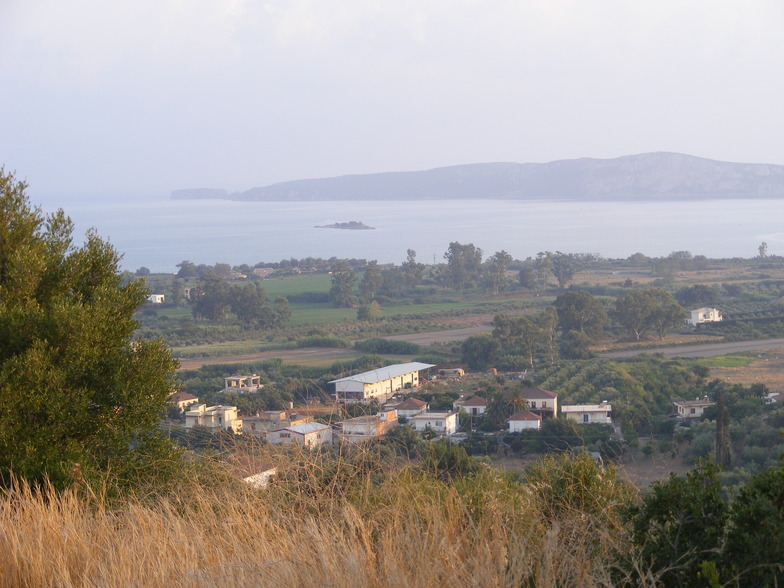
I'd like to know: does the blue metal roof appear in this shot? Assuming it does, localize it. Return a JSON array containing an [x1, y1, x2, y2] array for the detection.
[[329, 362, 435, 385]]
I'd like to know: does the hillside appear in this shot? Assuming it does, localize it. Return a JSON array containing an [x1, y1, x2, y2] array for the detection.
[[171, 152, 784, 202]]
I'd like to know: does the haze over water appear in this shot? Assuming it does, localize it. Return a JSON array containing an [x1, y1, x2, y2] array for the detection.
[[38, 196, 784, 273]]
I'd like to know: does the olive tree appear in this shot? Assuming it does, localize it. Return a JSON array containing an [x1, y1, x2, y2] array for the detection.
[[0, 170, 178, 489]]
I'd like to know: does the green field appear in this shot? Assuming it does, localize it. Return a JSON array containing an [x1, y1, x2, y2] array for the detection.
[[262, 274, 332, 297], [692, 355, 756, 369]]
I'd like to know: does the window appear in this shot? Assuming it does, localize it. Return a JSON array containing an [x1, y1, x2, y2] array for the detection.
[[531, 401, 537, 408], [542, 401, 547, 408], [583, 414, 589, 423]]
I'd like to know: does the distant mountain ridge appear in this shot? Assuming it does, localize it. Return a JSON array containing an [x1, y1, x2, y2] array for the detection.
[[171, 153, 784, 202]]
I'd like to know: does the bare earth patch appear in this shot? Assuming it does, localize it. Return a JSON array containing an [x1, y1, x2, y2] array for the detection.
[[709, 348, 784, 392]]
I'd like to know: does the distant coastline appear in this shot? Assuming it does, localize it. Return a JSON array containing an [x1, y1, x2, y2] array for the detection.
[[315, 221, 375, 230], [169, 153, 784, 203]]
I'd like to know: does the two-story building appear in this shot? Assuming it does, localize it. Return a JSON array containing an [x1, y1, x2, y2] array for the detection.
[[518, 388, 558, 419], [336, 409, 398, 444], [223, 374, 264, 393], [561, 402, 613, 425], [687, 307, 723, 326], [673, 397, 715, 419], [184, 404, 242, 433], [408, 410, 459, 437]]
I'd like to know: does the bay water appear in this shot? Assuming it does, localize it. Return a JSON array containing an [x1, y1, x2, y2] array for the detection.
[[36, 196, 784, 273]]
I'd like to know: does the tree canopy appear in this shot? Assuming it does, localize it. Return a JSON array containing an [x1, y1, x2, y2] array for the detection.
[[553, 290, 608, 339], [0, 170, 178, 489]]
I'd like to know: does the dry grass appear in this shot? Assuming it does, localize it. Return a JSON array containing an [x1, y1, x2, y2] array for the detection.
[[708, 348, 784, 392], [0, 445, 651, 587]]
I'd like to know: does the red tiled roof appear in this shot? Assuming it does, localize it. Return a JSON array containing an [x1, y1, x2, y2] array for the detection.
[[396, 398, 427, 410], [508, 410, 542, 421], [459, 396, 487, 406], [171, 392, 198, 402], [519, 388, 557, 399]]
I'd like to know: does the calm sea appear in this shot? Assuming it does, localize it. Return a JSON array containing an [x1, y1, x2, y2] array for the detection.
[[36, 196, 784, 273]]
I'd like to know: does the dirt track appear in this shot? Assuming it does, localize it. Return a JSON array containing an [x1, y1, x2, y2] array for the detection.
[[600, 338, 784, 359], [176, 326, 784, 371]]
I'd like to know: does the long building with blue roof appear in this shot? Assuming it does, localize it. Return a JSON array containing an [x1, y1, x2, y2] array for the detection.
[[329, 362, 435, 403]]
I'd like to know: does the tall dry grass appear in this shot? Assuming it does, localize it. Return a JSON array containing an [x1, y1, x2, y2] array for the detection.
[[0, 445, 654, 587]]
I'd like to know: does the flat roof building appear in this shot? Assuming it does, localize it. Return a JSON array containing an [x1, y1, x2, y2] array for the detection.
[[330, 362, 435, 403]]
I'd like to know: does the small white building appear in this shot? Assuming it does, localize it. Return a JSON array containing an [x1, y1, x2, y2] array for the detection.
[[330, 362, 435, 403], [185, 404, 242, 433], [687, 307, 723, 326], [408, 411, 459, 436], [765, 392, 784, 405], [223, 374, 263, 393], [337, 409, 398, 444], [673, 397, 715, 418], [147, 294, 165, 304], [266, 422, 332, 448], [561, 402, 613, 425], [507, 410, 542, 432], [453, 396, 488, 417]]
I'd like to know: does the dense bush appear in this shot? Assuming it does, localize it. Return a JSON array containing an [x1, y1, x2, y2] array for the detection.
[[354, 338, 422, 355], [295, 335, 349, 348]]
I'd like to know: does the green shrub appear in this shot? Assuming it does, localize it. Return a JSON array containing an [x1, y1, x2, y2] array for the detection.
[[354, 338, 421, 355]]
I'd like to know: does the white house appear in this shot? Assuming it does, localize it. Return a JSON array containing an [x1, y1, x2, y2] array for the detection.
[[507, 410, 542, 432], [223, 374, 263, 393], [673, 397, 715, 418], [687, 307, 723, 326], [266, 422, 332, 448], [240, 411, 287, 437], [147, 294, 165, 304], [330, 362, 435, 403], [336, 409, 398, 444], [765, 392, 784, 405], [408, 411, 459, 436], [561, 402, 613, 425], [184, 404, 242, 433], [518, 388, 558, 418], [453, 396, 487, 417]]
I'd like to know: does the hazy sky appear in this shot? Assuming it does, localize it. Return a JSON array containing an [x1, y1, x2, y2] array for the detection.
[[2, 0, 783, 198]]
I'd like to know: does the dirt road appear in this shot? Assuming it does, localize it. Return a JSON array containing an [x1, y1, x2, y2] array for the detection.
[[600, 338, 784, 359], [176, 323, 784, 371]]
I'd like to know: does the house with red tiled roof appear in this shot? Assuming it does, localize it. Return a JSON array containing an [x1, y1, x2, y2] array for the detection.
[[170, 392, 199, 412], [393, 397, 429, 418], [518, 388, 558, 418], [453, 395, 488, 416], [507, 410, 542, 432]]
